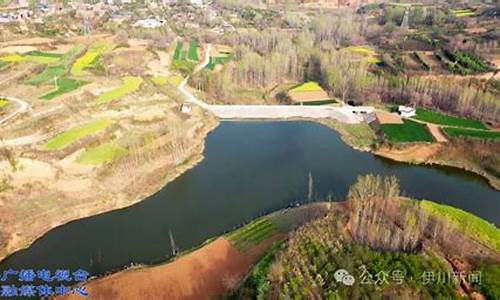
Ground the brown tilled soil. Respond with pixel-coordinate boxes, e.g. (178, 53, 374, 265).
(61, 238, 271, 300)
(375, 111, 403, 124)
(289, 90, 330, 102)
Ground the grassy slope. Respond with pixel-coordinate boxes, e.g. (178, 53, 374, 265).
(98, 76, 142, 103)
(443, 128, 500, 140)
(414, 108, 487, 129)
(44, 119, 113, 150)
(322, 120, 377, 149)
(380, 120, 434, 143)
(77, 142, 127, 165)
(420, 200, 500, 251)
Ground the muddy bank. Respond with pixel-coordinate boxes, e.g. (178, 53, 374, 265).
(57, 203, 332, 300)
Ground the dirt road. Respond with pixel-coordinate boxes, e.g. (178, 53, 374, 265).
(178, 45, 370, 124)
(0, 96, 29, 126)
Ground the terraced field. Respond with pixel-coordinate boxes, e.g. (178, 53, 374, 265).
(98, 76, 142, 103)
(40, 77, 87, 100)
(44, 119, 113, 150)
(71, 43, 111, 76)
(0, 52, 62, 64)
(26, 46, 84, 86)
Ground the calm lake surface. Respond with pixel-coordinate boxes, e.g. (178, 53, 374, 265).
(1, 121, 499, 277)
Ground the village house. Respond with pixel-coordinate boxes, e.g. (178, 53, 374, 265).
(398, 105, 416, 118)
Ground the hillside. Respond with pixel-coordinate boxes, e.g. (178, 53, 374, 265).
(228, 175, 500, 299)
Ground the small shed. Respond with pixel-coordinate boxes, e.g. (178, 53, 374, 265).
(180, 103, 192, 114)
(398, 105, 416, 118)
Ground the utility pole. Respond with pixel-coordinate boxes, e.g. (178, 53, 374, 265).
(169, 230, 178, 256)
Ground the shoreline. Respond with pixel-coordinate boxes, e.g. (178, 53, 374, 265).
(0, 118, 220, 264)
(1, 117, 498, 264)
(316, 118, 500, 191)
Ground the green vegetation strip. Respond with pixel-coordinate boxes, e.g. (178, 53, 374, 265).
(25, 46, 85, 86)
(0, 98, 9, 108)
(420, 200, 500, 251)
(414, 108, 486, 129)
(77, 142, 127, 165)
(380, 120, 434, 143)
(26, 65, 66, 86)
(71, 43, 110, 76)
(98, 76, 142, 103)
(289, 81, 323, 93)
(173, 41, 183, 60)
(187, 40, 199, 61)
(40, 77, 87, 100)
(227, 218, 277, 252)
(296, 99, 337, 105)
(151, 75, 183, 86)
(443, 128, 500, 140)
(0, 53, 60, 64)
(205, 56, 228, 70)
(44, 119, 113, 150)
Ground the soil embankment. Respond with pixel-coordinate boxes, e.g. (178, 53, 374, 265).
(61, 238, 254, 300)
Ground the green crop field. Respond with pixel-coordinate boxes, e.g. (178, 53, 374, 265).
(25, 46, 85, 85)
(77, 142, 127, 165)
(187, 40, 199, 61)
(420, 200, 500, 251)
(289, 81, 323, 93)
(98, 76, 142, 103)
(44, 119, 113, 150)
(0, 98, 9, 108)
(380, 120, 434, 143)
(205, 56, 228, 70)
(173, 41, 183, 60)
(443, 127, 500, 140)
(71, 43, 111, 76)
(25, 65, 66, 85)
(451, 9, 475, 17)
(0, 52, 61, 65)
(40, 77, 87, 100)
(227, 218, 277, 252)
(414, 108, 487, 129)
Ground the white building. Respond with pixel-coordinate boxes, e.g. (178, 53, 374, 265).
(180, 103, 192, 114)
(398, 105, 416, 118)
(132, 18, 166, 29)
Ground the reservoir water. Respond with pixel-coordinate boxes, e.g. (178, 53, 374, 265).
(1, 121, 499, 278)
